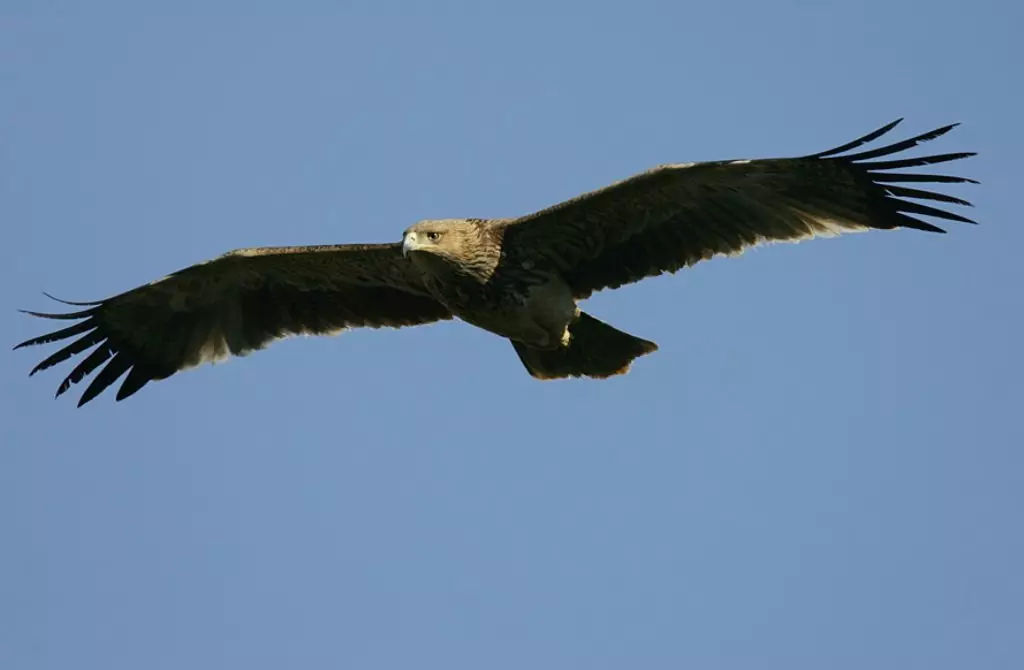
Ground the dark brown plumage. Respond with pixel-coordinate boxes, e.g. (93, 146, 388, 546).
(17, 119, 977, 405)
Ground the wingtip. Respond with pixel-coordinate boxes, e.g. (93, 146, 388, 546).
(876, 118, 904, 133)
(13, 333, 45, 350)
(924, 123, 961, 141)
(808, 118, 907, 159)
(42, 291, 104, 306)
(18, 307, 98, 321)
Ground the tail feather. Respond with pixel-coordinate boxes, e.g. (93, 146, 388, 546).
(512, 312, 657, 380)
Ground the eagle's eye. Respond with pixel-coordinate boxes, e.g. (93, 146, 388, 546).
(426, 231, 442, 242)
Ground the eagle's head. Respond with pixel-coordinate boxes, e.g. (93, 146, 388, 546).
(403, 219, 464, 257)
(402, 218, 501, 281)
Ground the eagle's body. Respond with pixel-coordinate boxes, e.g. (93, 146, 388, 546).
(404, 219, 579, 349)
(17, 119, 977, 406)
(436, 270, 578, 350)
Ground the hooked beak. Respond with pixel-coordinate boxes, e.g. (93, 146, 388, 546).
(402, 232, 418, 257)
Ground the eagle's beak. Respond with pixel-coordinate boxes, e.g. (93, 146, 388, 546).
(402, 232, 417, 257)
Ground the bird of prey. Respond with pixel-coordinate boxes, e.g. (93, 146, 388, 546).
(16, 119, 976, 406)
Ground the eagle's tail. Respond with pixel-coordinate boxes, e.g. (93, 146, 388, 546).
(511, 312, 658, 380)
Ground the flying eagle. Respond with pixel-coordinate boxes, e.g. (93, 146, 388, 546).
(17, 119, 977, 406)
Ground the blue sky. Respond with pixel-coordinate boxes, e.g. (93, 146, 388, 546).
(2, 2, 1021, 668)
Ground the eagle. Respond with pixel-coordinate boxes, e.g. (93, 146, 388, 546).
(17, 119, 976, 406)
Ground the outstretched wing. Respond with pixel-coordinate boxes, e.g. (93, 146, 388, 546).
(16, 243, 451, 406)
(500, 119, 977, 298)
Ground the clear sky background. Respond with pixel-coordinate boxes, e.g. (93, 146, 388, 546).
(2, 2, 1022, 668)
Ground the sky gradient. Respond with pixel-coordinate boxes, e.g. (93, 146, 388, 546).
(3, 2, 1022, 668)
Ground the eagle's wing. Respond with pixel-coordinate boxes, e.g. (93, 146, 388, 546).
(499, 120, 977, 299)
(16, 243, 451, 405)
